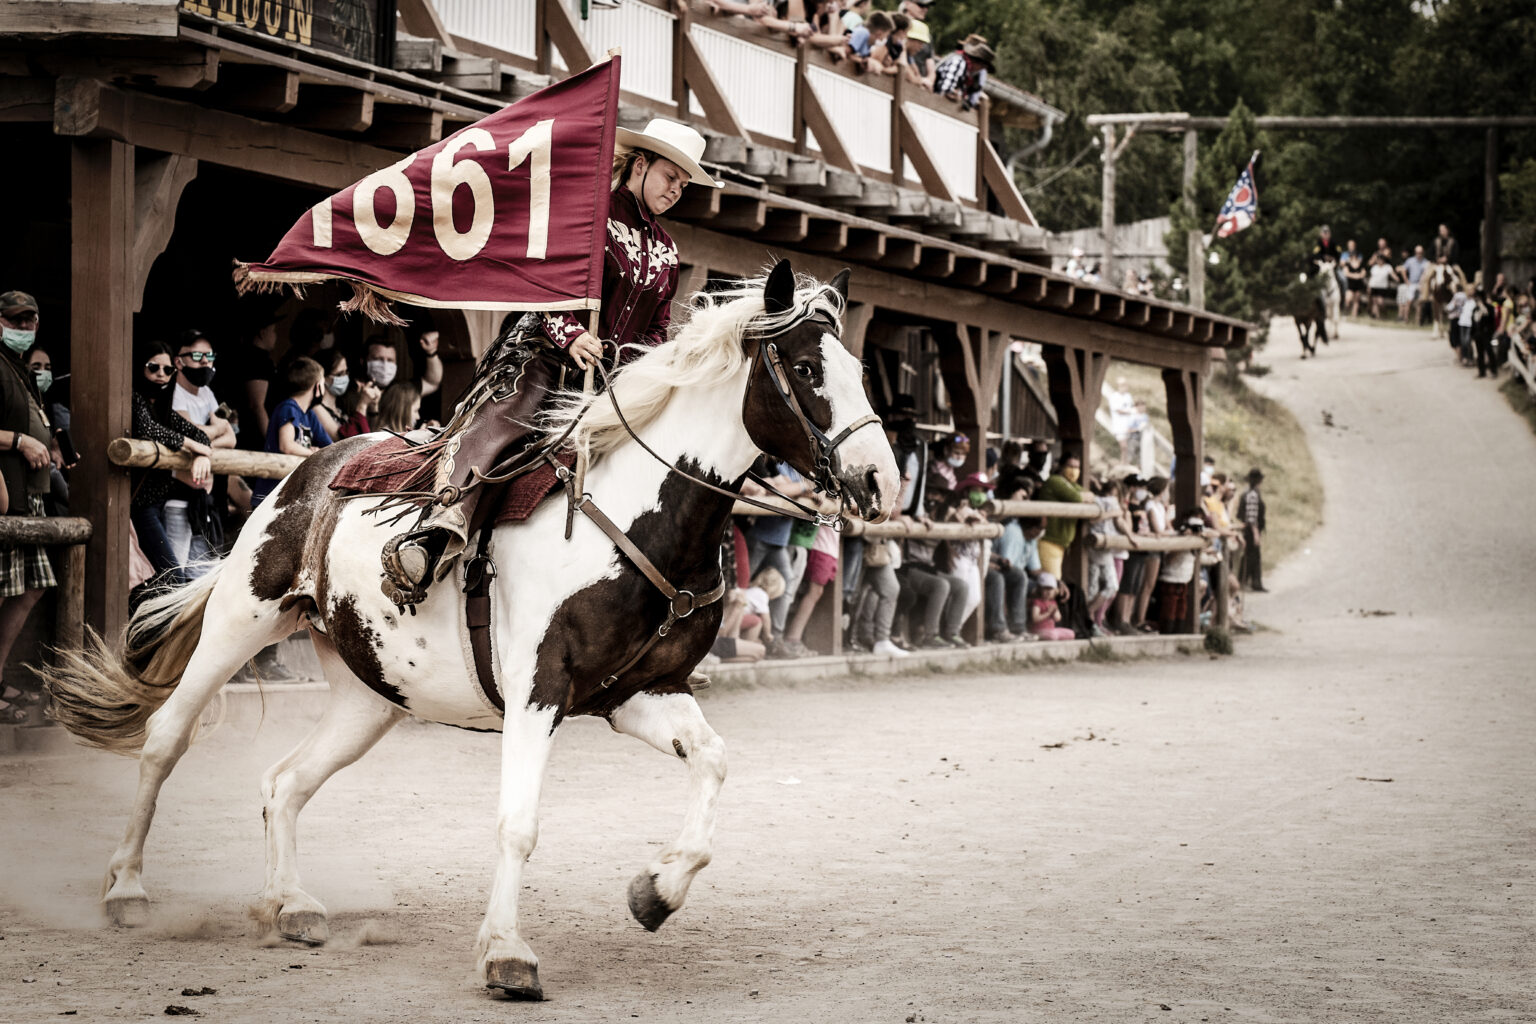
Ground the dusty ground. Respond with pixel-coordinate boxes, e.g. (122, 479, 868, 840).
(3, 318, 1533, 1023)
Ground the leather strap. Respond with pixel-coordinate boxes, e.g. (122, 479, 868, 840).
(463, 526, 503, 713)
(552, 455, 727, 688)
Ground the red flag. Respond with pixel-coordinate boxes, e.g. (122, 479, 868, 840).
(235, 57, 622, 323)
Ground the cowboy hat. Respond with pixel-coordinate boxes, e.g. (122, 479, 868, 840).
(962, 39, 996, 68)
(615, 118, 723, 189)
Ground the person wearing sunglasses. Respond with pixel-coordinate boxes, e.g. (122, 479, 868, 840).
(171, 329, 236, 450)
(130, 340, 215, 587)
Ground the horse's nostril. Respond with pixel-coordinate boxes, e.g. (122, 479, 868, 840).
(864, 468, 880, 502)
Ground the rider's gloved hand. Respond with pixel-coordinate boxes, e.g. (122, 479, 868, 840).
(567, 332, 605, 370)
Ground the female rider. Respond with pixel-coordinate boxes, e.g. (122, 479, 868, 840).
(378, 119, 721, 606)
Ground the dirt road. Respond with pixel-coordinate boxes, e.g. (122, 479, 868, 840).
(3, 319, 1533, 1022)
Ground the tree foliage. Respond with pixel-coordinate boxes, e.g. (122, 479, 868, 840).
(919, 0, 1536, 326)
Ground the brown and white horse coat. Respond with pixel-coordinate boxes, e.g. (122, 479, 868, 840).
(44, 262, 898, 1000)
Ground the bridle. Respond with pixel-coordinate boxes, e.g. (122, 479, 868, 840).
(748, 312, 883, 509)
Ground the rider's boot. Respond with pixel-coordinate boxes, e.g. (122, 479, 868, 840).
(380, 497, 476, 607)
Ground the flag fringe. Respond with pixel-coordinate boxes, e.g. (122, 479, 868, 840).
(339, 281, 409, 326)
(232, 261, 407, 326)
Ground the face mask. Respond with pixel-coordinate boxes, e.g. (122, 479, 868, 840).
(2, 327, 35, 354)
(367, 359, 397, 387)
(1063, 466, 1080, 483)
(329, 374, 350, 396)
(319, 332, 336, 350)
(967, 491, 987, 508)
(1134, 487, 1149, 501)
(33, 370, 52, 394)
(946, 455, 966, 468)
(181, 366, 214, 388)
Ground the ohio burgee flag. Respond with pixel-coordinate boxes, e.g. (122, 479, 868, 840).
(1214, 150, 1260, 239)
(235, 57, 623, 323)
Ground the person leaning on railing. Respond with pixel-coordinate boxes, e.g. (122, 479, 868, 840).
(0, 290, 59, 722)
(130, 341, 216, 588)
(1033, 451, 1083, 578)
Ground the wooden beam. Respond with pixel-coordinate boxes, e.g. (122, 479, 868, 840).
(880, 239, 921, 271)
(897, 104, 956, 204)
(210, 65, 301, 115)
(759, 210, 810, 243)
(979, 134, 1035, 226)
(367, 105, 445, 149)
(54, 77, 397, 190)
(71, 137, 134, 639)
(542, 0, 596, 73)
(33, 47, 219, 90)
(0, 78, 55, 123)
(951, 257, 987, 288)
(131, 152, 198, 313)
(397, 0, 455, 46)
(680, 30, 747, 139)
(425, 55, 505, 94)
(983, 265, 1018, 294)
(842, 301, 875, 359)
(842, 228, 884, 262)
(393, 36, 445, 73)
(3, 1, 178, 35)
(712, 198, 767, 233)
(669, 185, 723, 221)
(918, 247, 956, 278)
(293, 86, 376, 133)
(800, 72, 859, 174)
(801, 220, 850, 253)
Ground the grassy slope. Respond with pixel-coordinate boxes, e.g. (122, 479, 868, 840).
(1094, 363, 1323, 569)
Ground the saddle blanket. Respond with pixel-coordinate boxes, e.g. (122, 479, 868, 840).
(328, 436, 574, 525)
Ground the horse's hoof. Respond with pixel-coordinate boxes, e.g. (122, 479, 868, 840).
(277, 909, 329, 946)
(627, 871, 674, 932)
(485, 959, 543, 1000)
(104, 895, 150, 928)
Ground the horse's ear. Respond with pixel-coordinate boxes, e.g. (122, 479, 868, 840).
(765, 259, 795, 316)
(829, 268, 851, 307)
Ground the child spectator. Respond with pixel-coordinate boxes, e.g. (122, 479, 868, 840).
(1087, 476, 1135, 633)
(779, 523, 839, 658)
(1156, 514, 1205, 634)
(1034, 451, 1083, 578)
(334, 376, 382, 439)
(311, 349, 351, 440)
(847, 9, 894, 72)
(250, 357, 331, 508)
(902, 21, 937, 88)
(376, 380, 422, 434)
(984, 476, 1035, 642)
(1026, 573, 1077, 641)
(928, 432, 968, 492)
(879, 13, 911, 75)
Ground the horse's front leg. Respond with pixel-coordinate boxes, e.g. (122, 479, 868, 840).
(608, 689, 727, 931)
(476, 702, 559, 1000)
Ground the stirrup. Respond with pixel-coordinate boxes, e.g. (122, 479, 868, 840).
(381, 533, 440, 607)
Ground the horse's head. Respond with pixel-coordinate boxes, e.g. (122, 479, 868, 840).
(741, 260, 899, 523)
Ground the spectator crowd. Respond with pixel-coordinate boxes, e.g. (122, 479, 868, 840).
(706, 0, 995, 108)
(707, 394, 1266, 668)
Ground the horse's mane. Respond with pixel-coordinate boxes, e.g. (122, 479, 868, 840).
(543, 271, 846, 457)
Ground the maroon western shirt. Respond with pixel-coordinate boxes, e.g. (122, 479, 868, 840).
(541, 186, 679, 362)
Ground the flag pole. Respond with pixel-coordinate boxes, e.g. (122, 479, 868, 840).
(566, 311, 599, 540)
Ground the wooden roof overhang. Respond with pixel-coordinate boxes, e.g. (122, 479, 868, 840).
(662, 180, 1250, 372)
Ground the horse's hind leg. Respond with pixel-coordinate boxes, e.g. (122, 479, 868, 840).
(103, 592, 299, 926)
(255, 633, 403, 945)
(608, 690, 727, 932)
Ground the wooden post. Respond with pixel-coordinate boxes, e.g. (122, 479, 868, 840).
(55, 544, 86, 652)
(1483, 126, 1500, 285)
(71, 137, 134, 640)
(1212, 550, 1229, 632)
(1041, 343, 1110, 589)
(1162, 365, 1204, 634)
(1100, 124, 1117, 288)
(1184, 128, 1205, 310)
(803, 554, 842, 657)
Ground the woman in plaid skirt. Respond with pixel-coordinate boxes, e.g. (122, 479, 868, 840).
(0, 290, 56, 725)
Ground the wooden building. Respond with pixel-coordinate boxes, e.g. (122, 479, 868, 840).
(0, 0, 1249, 641)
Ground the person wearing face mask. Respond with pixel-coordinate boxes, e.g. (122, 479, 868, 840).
(1033, 451, 1084, 579)
(23, 345, 76, 516)
(130, 340, 217, 588)
(0, 290, 57, 722)
(312, 350, 351, 439)
(364, 118, 722, 607)
(364, 337, 399, 390)
(929, 433, 970, 493)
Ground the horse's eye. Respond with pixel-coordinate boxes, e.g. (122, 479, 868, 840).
(793, 361, 815, 380)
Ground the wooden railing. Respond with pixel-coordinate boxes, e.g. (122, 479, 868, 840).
(0, 516, 90, 651)
(432, 0, 1030, 218)
(108, 439, 302, 479)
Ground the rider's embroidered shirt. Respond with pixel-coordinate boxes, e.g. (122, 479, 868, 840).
(541, 187, 679, 361)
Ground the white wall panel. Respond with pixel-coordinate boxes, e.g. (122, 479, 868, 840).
(435, 0, 538, 60)
(805, 67, 891, 174)
(688, 26, 796, 141)
(901, 101, 977, 201)
(577, 2, 676, 104)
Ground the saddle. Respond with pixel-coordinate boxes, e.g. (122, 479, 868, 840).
(327, 435, 573, 526)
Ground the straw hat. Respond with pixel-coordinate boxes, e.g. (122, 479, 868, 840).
(962, 39, 996, 69)
(615, 118, 723, 189)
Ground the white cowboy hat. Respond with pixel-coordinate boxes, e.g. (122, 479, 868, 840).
(615, 118, 723, 189)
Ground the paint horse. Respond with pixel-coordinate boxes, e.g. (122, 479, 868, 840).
(1419, 261, 1466, 340)
(43, 261, 899, 1000)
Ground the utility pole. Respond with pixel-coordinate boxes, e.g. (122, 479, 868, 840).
(1483, 127, 1500, 286)
(1099, 124, 1135, 288)
(1183, 128, 1205, 310)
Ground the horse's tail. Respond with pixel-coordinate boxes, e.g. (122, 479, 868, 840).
(40, 561, 225, 755)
